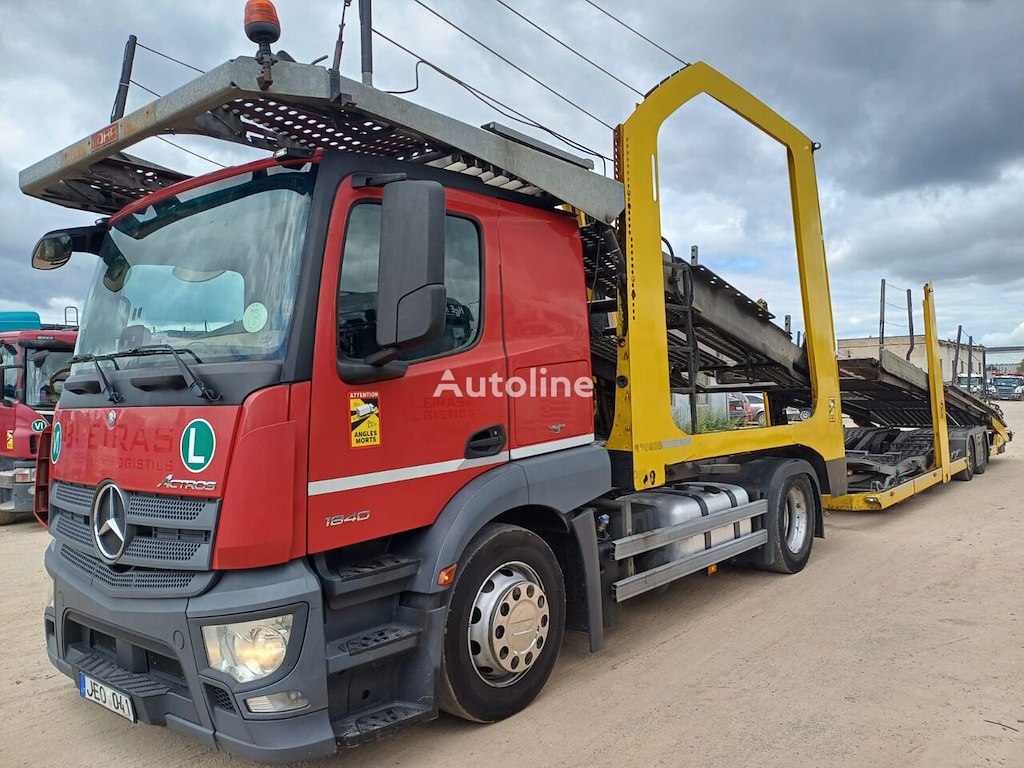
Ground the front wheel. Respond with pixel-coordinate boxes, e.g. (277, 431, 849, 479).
(439, 524, 565, 723)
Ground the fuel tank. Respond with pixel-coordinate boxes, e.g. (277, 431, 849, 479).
(620, 482, 753, 571)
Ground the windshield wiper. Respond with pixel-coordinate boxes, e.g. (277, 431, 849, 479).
(118, 345, 221, 402)
(69, 354, 124, 404)
(72, 345, 221, 402)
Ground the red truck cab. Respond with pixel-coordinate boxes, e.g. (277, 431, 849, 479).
(36, 149, 602, 761)
(0, 315, 76, 523)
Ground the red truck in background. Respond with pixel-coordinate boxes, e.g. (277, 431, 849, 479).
(0, 311, 76, 524)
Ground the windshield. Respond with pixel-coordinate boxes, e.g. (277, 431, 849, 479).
(74, 163, 316, 371)
(993, 377, 1021, 386)
(26, 349, 73, 410)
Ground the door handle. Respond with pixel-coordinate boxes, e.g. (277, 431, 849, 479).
(465, 424, 507, 459)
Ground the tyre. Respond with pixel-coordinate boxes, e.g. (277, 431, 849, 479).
(953, 443, 975, 481)
(973, 435, 988, 475)
(756, 411, 766, 426)
(799, 408, 812, 421)
(439, 524, 565, 723)
(762, 472, 815, 574)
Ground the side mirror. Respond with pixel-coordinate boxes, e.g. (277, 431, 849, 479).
(31, 224, 106, 271)
(371, 180, 446, 364)
(32, 235, 73, 271)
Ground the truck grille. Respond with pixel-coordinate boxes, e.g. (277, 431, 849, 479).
(49, 481, 221, 597)
(54, 511, 209, 565)
(126, 536, 203, 562)
(53, 512, 93, 548)
(128, 495, 207, 523)
(58, 544, 216, 597)
(51, 482, 95, 509)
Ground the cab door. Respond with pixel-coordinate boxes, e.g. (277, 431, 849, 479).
(307, 177, 507, 553)
(0, 344, 18, 458)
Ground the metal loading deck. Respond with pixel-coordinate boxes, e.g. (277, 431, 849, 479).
(581, 223, 810, 394)
(20, 57, 623, 222)
(838, 349, 1005, 429)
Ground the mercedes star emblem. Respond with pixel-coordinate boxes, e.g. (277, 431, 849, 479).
(91, 482, 130, 564)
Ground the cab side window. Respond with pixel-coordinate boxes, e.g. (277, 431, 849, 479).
(338, 202, 482, 362)
(1, 345, 17, 399)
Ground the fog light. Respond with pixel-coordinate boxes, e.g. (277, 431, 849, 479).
(246, 690, 309, 714)
(202, 614, 293, 683)
(14, 468, 34, 483)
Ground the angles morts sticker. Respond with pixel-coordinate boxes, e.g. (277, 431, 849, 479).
(350, 391, 381, 448)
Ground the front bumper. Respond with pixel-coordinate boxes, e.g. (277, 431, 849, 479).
(44, 542, 336, 763)
(0, 464, 34, 516)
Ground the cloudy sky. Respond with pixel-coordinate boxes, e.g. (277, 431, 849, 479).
(1, 0, 1021, 363)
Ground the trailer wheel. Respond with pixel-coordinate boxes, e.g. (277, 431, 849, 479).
(954, 445, 976, 481)
(763, 472, 816, 574)
(973, 436, 988, 475)
(439, 524, 565, 723)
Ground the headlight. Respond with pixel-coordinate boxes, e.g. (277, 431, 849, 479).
(201, 614, 293, 683)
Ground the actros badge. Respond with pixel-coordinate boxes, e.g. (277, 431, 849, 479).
(158, 475, 217, 492)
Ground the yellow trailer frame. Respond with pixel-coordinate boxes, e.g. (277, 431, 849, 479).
(606, 62, 846, 492)
(823, 283, 969, 511)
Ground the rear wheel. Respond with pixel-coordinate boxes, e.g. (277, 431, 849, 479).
(954, 444, 976, 481)
(763, 472, 816, 573)
(756, 411, 766, 426)
(973, 436, 988, 475)
(439, 524, 565, 723)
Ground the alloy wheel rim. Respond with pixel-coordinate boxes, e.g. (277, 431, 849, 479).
(467, 561, 550, 687)
(784, 484, 809, 554)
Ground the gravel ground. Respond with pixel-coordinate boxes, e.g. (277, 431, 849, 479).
(1, 401, 1021, 768)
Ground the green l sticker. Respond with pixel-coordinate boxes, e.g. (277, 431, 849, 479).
(180, 419, 216, 473)
(50, 422, 62, 464)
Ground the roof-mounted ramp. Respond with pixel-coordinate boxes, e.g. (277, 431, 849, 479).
(19, 56, 624, 221)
